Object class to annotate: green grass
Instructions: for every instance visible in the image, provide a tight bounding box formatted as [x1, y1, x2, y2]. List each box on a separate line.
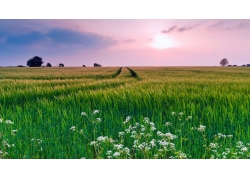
[0, 66, 250, 158]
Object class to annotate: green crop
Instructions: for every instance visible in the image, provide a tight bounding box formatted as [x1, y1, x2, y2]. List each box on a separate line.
[0, 66, 250, 158]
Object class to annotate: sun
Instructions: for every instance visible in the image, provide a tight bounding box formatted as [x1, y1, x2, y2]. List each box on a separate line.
[151, 35, 176, 50]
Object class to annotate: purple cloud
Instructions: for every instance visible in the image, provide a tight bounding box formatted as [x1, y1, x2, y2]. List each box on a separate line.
[162, 26, 177, 33]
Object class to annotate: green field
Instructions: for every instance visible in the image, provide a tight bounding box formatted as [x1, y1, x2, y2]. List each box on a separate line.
[0, 66, 250, 159]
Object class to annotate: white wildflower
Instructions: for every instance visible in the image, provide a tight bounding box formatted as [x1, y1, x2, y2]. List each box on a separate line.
[124, 116, 131, 124]
[5, 120, 14, 124]
[109, 138, 115, 143]
[222, 152, 227, 156]
[151, 126, 156, 131]
[90, 141, 98, 146]
[169, 143, 175, 149]
[93, 110, 100, 114]
[179, 152, 187, 159]
[241, 147, 248, 152]
[70, 126, 76, 131]
[114, 144, 123, 150]
[97, 136, 108, 142]
[165, 122, 172, 126]
[81, 112, 87, 116]
[125, 128, 130, 133]
[149, 122, 154, 126]
[178, 112, 184, 116]
[197, 125, 206, 132]
[171, 112, 176, 115]
[138, 143, 145, 149]
[131, 131, 136, 135]
[134, 140, 139, 144]
[0, 118, 2, 123]
[154, 154, 158, 157]
[209, 143, 218, 148]
[236, 141, 244, 147]
[96, 118, 101, 122]
[118, 132, 124, 137]
[113, 152, 120, 157]
[123, 147, 130, 155]
[106, 150, 112, 155]
[143, 117, 149, 123]
[150, 139, 156, 147]
[3, 140, 11, 148]
[12, 130, 18, 133]
[157, 131, 163, 136]
[165, 132, 177, 140]
[158, 140, 168, 146]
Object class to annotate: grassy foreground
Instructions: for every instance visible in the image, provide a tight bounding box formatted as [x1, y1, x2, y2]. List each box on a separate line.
[0, 66, 250, 159]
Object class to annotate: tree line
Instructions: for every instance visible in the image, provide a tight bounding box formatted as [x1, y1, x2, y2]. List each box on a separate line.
[26, 56, 102, 67]
[21, 56, 249, 67]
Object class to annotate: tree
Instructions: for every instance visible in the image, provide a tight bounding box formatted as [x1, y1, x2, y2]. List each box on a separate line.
[27, 56, 44, 67]
[46, 63, 52, 67]
[220, 58, 229, 66]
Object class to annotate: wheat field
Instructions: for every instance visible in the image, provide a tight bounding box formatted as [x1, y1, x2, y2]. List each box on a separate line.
[0, 66, 250, 159]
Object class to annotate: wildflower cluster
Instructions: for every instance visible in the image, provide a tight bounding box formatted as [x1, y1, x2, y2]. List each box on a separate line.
[0, 118, 17, 159]
[70, 110, 250, 159]
[75, 114, 191, 159]
[209, 134, 250, 159]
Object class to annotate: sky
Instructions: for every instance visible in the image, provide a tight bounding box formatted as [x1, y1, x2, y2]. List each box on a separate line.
[0, 19, 250, 67]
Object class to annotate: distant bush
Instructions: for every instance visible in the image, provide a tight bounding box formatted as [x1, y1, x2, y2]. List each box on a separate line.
[94, 63, 101, 67]
[17, 65, 25, 67]
[46, 63, 52, 67]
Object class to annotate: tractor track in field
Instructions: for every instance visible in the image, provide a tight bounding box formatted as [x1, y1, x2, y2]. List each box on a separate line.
[111, 67, 122, 78]
[126, 67, 141, 80]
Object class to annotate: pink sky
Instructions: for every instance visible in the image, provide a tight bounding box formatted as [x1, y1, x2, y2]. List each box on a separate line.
[0, 19, 250, 66]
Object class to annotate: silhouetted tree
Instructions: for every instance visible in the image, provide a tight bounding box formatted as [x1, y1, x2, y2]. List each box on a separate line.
[220, 58, 229, 66]
[94, 63, 101, 67]
[83, 65, 86, 67]
[59, 63, 64, 67]
[27, 56, 44, 67]
[27, 56, 43, 67]
[46, 63, 52, 67]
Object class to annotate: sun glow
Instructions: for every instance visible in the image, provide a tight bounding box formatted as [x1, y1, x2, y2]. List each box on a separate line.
[151, 35, 177, 50]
